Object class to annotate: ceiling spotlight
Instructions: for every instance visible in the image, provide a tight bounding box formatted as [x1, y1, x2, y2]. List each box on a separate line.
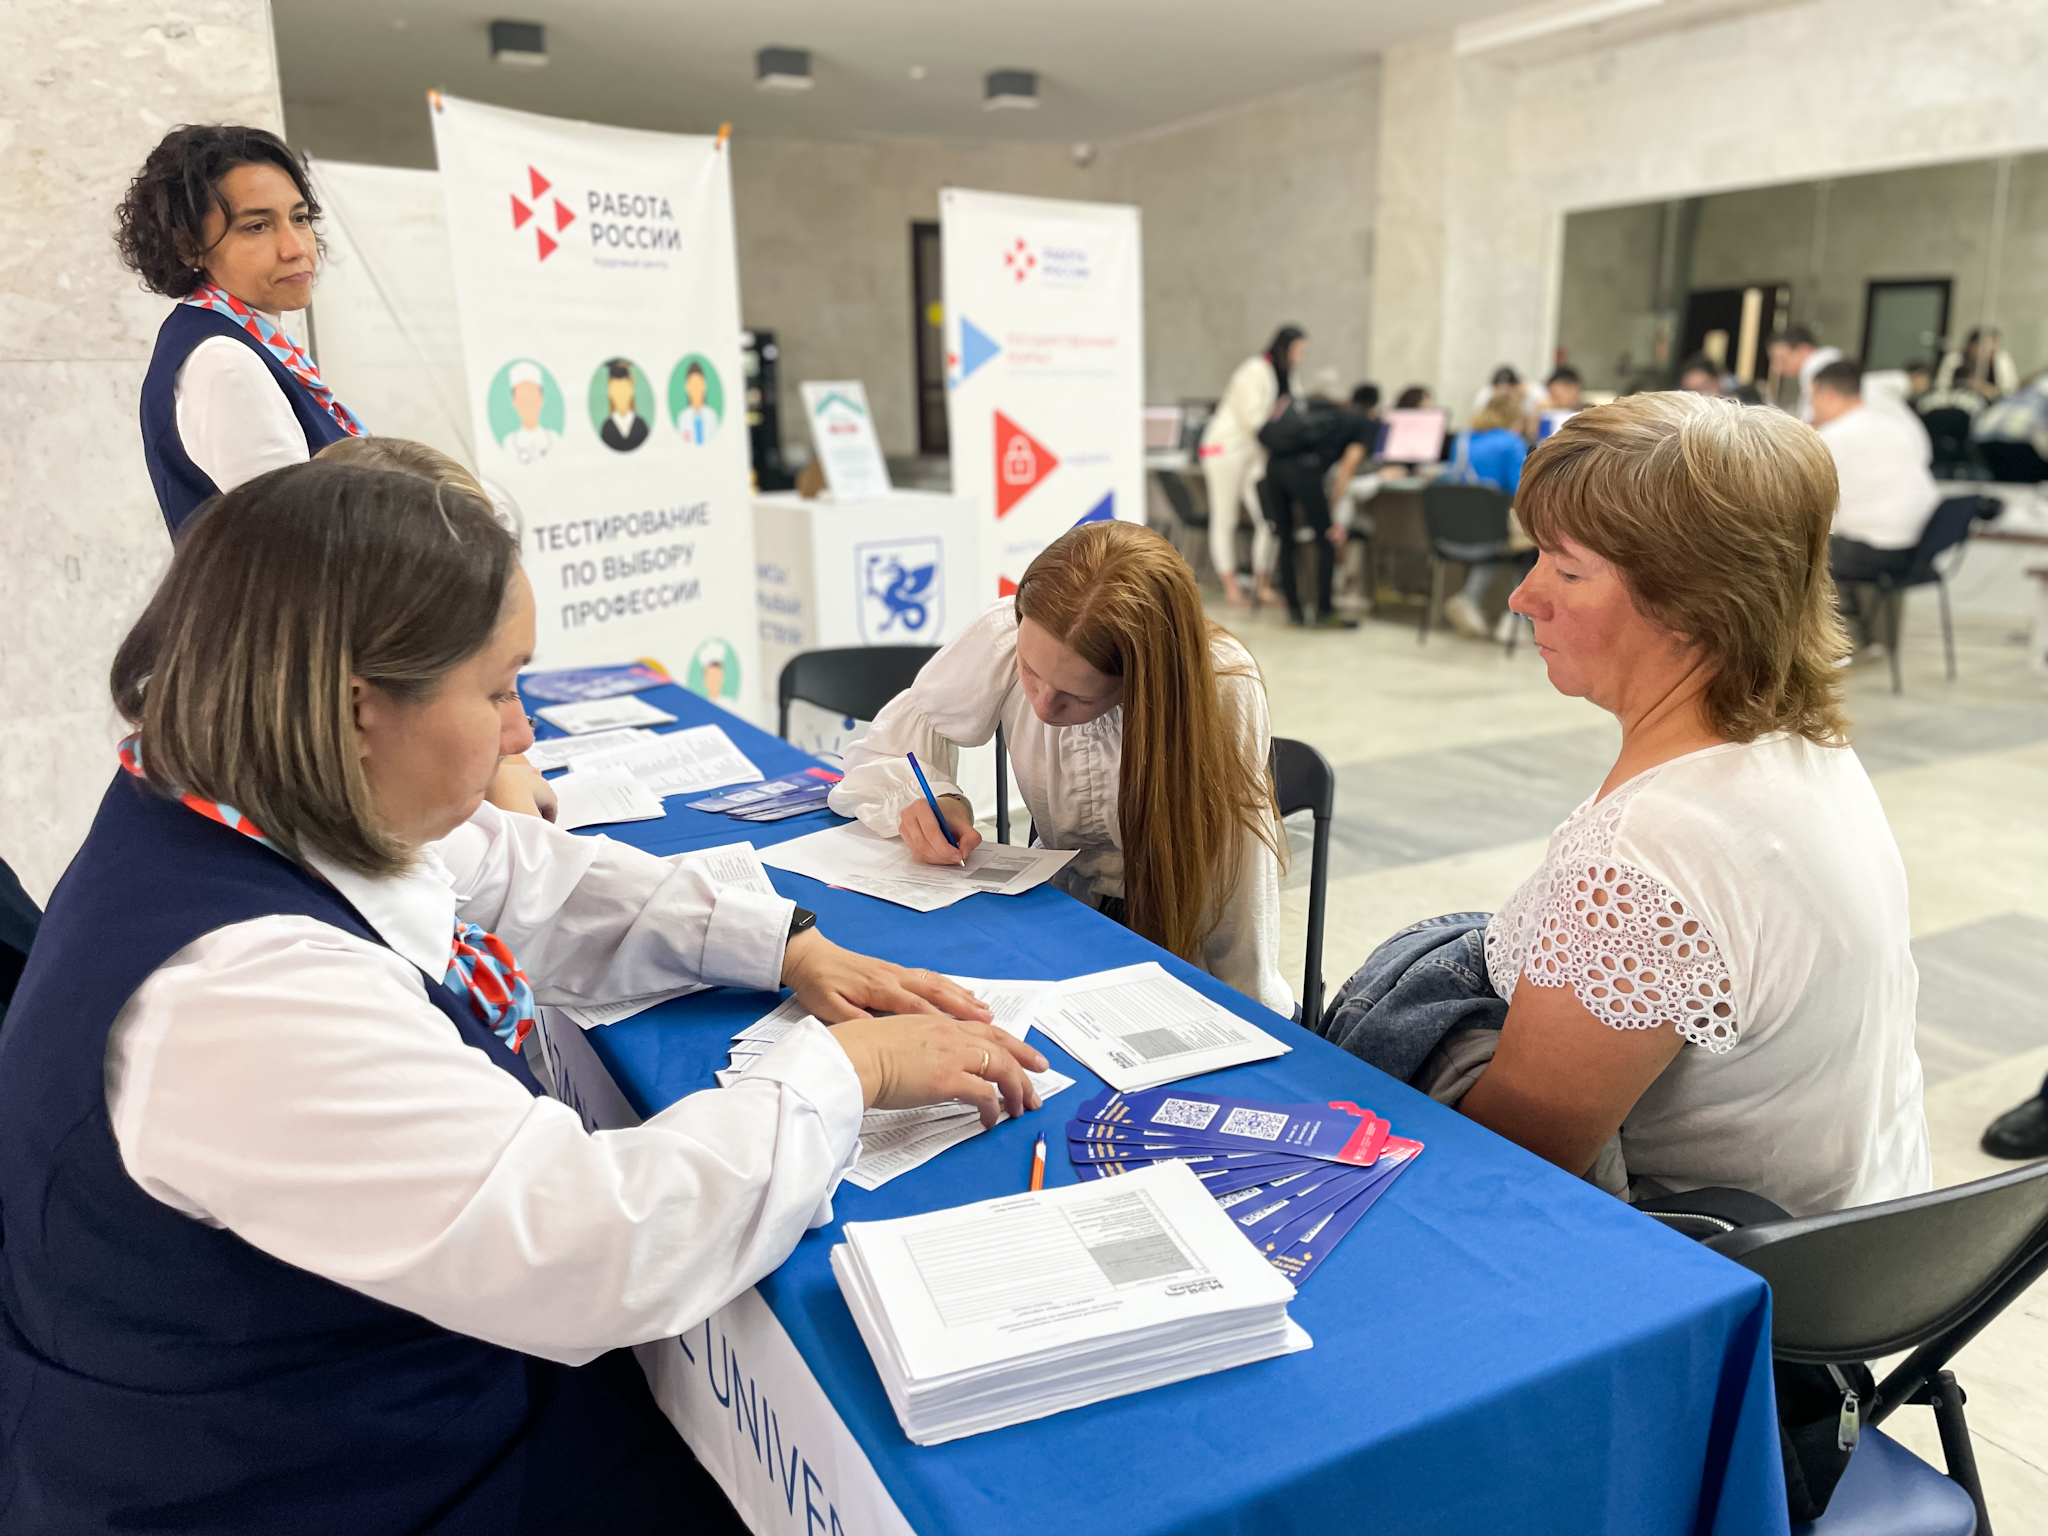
[908, 63, 928, 81]
[489, 20, 547, 67]
[756, 46, 813, 92]
[984, 69, 1039, 111]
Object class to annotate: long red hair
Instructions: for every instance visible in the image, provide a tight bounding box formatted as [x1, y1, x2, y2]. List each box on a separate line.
[1014, 523, 1279, 961]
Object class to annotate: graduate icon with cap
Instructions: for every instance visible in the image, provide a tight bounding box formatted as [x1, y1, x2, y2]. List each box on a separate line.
[598, 359, 651, 452]
[501, 359, 562, 466]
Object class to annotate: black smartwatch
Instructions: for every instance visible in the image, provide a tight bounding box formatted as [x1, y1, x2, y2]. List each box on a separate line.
[787, 906, 818, 942]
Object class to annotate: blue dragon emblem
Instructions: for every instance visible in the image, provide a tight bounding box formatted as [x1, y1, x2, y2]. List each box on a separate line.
[865, 555, 937, 634]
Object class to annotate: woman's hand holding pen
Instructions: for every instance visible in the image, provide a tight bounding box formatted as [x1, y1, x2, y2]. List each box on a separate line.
[898, 796, 982, 865]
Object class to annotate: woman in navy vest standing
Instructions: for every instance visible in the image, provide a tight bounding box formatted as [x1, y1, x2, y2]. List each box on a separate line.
[118, 125, 367, 537]
[0, 461, 1044, 1533]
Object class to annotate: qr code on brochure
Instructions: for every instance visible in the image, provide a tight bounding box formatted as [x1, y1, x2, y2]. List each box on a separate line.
[1219, 1107, 1290, 1141]
[1148, 1098, 1220, 1130]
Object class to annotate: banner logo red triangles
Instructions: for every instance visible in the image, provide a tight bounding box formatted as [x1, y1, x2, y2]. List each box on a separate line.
[509, 166, 576, 261]
[529, 166, 551, 199]
[994, 411, 1057, 518]
[511, 195, 533, 229]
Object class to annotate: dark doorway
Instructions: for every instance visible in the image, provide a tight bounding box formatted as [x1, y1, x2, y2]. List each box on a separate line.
[910, 221, 948, 456]
[1681, 283, 1791, 384]
[1862, 278, 1952, 371]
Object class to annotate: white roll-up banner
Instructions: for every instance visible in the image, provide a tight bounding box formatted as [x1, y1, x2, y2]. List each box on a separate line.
[431, 94, 762, 714]
[940, 189, 1144, 598]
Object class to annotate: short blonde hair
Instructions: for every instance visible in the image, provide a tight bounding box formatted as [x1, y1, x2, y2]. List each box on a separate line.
[111, 461, 519, 875]
[1517, 392, 1849, 746]
[316, 435, 485, 497]
[1471, 395, 1524, 434]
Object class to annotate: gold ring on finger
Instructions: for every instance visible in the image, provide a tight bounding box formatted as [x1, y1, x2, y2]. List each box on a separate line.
[979, 1049, 989, 1075]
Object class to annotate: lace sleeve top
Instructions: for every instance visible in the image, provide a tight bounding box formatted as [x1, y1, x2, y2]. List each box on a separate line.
[1484, 734, 1931, 1217]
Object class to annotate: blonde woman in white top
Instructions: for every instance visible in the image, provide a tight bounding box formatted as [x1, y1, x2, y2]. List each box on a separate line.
[1198, 326, 1305, 607]
[830, 522, 1291, 1014]
[1319, 392, 1930, 1218]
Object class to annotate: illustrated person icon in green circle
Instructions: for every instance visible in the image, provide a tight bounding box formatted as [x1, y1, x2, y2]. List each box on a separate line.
[502, 360, 560, 466]
[668, 354, 724, 445]
[599, 359, 650, 452]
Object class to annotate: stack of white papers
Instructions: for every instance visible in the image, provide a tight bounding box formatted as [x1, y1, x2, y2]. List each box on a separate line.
[719, 978, 1073, 1189]
[523, 727, 656, 773]
[833, 1160, 1310, 1444]
[554, 844, 777, 1028]
[534, 695, 678, 734]
[1031, 961, 1292, 1092]
[551, 767, 664, 831]
[761, 823, 1077, 912]
[566, 724, 763, 800]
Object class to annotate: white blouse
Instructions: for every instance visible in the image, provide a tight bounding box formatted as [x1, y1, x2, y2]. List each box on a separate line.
[174, 327, 313, 493]
[830, 598, 1292, 1015]
[1485, 733, 1931, 1218]
[104, 800, 864, 1366]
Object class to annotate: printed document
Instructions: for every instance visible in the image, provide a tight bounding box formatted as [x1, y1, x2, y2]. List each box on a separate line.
[533, 695, 677, 734]
[551, 767, 664, 831]
[572, 724, 763, 799]
[523, 727, 655, 773]
[833, 1161, 1308, 1443]
[760, 822, 1076, 912]
[1032, 962, 1291, 1092]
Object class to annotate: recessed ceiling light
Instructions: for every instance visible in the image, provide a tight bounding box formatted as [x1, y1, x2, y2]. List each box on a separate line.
[908, 63, 928, 80]
[756, 46, 813, 92]
[489, 20, 547, 67]
[984, 69, 1038, 111]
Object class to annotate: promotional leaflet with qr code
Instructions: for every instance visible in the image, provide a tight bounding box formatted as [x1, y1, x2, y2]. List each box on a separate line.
[1074, 1088, 1389, 1166]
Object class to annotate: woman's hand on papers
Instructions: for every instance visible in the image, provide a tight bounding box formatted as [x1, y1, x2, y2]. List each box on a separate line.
[781, 930, 994, 1026]
[899, 795, 983, 865]
[828, 1016, 1047, 1128]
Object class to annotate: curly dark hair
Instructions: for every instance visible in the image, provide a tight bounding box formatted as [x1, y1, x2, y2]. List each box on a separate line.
[115, 125, 321, 299]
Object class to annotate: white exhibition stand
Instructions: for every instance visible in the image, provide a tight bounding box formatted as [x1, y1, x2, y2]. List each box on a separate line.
[753, 490, 1008, 819]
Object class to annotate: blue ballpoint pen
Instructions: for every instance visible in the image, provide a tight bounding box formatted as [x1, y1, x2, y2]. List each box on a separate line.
[905, 751, 965, 864]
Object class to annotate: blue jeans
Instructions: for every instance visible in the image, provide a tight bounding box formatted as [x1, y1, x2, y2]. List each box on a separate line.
[1313, 912, 1504, 1085]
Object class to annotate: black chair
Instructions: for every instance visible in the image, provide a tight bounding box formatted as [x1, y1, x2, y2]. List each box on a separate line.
[776, 645, 1015, 844]
[1859, 496, 1997, 695]
[1976, 439, 2048, 485]
[1269, 738, 1334, 1027]
[1418, 483, 1518, 651]
[1700, 1159, 2048, 1535]
[1152, 468, 1212, 578]
[1921, 408, 1981, 481]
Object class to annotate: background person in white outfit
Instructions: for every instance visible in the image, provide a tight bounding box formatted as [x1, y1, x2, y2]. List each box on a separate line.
[1199, 326, 1305, 608]
[1318, 394, 1929, 1219]
[830, 522, 1292, 1015]
[1810, 358, 1941, 647]
[1766, 324, 1845, 422]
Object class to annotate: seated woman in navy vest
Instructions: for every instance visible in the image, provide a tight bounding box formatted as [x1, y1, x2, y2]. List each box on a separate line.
[119, 125, 368, 537]
[0, 461, 1045, 1534]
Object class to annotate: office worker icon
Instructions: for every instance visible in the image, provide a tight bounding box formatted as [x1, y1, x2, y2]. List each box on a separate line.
[677, 361, 718, 445]
[599, 359, 650, 452]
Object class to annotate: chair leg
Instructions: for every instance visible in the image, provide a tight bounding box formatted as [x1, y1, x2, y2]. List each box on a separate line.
[1939, 577, 1957, 682]
[1929, 1371, 1994, 1536]
[1420, 558, 1440, 645]
[1302, 816, 1331, 1029]
[1885, 586, 1904, 696]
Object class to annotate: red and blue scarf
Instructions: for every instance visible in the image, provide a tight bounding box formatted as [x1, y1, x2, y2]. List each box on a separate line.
[119, 738, 535, 1052]
[181, 281, 367, 441]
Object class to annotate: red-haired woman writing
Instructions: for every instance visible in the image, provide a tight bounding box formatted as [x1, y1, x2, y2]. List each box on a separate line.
[830, 522, 1290, 1013]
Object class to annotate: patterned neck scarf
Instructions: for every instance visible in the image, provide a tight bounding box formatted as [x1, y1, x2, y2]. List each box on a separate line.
[181, 281, 368, 441]
[119, 738, 535, 1052]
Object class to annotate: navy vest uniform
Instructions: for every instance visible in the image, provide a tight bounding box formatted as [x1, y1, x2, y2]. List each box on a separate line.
[139, 305, 355, 539]
[0, 775, 713, 1533]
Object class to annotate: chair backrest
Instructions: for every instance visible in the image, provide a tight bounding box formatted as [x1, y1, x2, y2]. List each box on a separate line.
[777, 646, 940, 740]
[1270, 737, 1334, 821]
[1154, 468, 1207, 529]
[1900, 495, 1993, 586]
[1269, 738, 1335, 1025]
[1421, 483, 1513, 547]
[1977, 438, 2048, 484]
[1920, 407, 1976, 464]
[1707, 1159, 2048, 1365]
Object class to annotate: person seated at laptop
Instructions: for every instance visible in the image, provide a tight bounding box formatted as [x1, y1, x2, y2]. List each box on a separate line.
[1441, 394, 1533, 642]
[1809, 359, 1940, 649]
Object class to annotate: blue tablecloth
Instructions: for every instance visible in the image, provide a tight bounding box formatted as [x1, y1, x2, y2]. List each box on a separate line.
[533, 681, 1788, 1536]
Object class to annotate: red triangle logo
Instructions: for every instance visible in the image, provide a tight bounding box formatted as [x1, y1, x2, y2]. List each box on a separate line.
[536, 228, 558, 261]
[511, 194, 533, 229]
[529, 166, 551, 198]
[994, 411, 1058, 518]
[553, 197, 576, 231]
[998, 576, 1019, 598]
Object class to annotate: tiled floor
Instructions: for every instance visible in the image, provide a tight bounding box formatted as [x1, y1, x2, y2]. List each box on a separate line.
[1225, 589, 2048, 1528]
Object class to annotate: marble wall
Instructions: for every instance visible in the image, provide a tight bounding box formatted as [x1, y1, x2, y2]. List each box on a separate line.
[0, 0, 285, 900]
[1372, 0, 2048, 415]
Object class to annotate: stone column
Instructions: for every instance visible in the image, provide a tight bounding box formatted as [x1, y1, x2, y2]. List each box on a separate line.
[0, 1, 282, 899]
